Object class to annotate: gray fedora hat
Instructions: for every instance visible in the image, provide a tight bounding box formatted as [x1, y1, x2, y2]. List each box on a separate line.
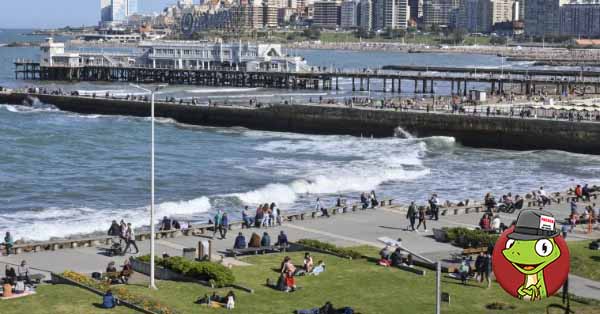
[507, 209, 560, 240]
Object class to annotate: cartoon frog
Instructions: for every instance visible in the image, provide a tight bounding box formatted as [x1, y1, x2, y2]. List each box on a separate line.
[502, 237, 560, 301]
[501, 209, 562, 301]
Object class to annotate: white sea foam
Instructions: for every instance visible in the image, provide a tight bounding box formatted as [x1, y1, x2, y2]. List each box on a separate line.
[0, 104, 59, 114]
[228, 131, 432, 205]
[0, 196, 211, 241]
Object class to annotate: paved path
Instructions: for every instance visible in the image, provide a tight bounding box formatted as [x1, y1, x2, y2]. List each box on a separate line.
[1, 205, 598, 300]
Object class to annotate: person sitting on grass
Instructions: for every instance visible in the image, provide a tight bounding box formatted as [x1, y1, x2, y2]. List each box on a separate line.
[234, 232, 247, 249]
[390, 248, 403, 267]
[310, 260, 325, 276]
[101, 289, 117, 309]
[226, 290, 235, 310]
[120, 259, 132, 284]
[303, 252, 314, 272]
[276, 231, 289, 247]
[459, 260, 470, 285]
[261, 232, 271, 247]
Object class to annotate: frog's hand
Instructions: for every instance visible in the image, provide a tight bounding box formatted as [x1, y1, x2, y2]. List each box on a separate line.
[536, 281, 548, 299]
[518, 285, 533, 299]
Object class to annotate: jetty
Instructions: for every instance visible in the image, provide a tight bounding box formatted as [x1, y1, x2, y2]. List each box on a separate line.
[2, 92, 600, 154]
[13, 39, 600, 96]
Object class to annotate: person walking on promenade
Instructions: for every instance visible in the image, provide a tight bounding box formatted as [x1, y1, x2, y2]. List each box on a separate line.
[213, 209, 223, 238]
[124, 223, 139, 255]
[407, 202, 417, 231]
[4, 232, 13, 256]
[416, 206, 427, 232]
[119, 220, 127, 245]
[220, 213, 229, 239]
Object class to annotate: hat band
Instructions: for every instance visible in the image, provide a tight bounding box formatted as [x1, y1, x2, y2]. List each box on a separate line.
[514, 226, 556, 238]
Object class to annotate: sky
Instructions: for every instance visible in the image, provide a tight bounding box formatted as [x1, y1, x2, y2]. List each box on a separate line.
[0, 0, 176, 29]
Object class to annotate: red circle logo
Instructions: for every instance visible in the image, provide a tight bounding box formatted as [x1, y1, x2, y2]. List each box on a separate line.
[492, 225, 570, 301]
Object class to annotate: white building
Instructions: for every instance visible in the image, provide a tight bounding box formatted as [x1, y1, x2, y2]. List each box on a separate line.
[383, 0, 410, 29]
[340, 0, 360, 29]
[359, 0, 373, 30]
[39, 38, 310, 72]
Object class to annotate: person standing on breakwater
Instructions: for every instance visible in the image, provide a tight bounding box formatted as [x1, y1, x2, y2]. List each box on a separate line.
[242, 206, 254, 228]
[124, 223, 139, 254]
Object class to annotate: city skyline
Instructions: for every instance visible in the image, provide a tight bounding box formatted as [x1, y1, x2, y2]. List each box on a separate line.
[0, 0, 175, 29]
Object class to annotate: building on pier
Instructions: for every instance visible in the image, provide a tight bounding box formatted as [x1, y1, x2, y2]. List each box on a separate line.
[39, 38, 309, 72]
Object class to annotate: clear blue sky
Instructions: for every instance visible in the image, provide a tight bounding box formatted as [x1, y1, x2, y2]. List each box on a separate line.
[0, 0, 176, 29]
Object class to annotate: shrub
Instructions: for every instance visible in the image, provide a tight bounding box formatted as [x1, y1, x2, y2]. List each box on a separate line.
[136, 255, 235, 287]
[61, 271, 177, 314]
[297, 239, 363, 259]
[444, 227, 499, 248]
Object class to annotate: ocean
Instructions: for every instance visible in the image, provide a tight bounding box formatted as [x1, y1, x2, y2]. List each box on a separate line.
[1, 29, 599, 241]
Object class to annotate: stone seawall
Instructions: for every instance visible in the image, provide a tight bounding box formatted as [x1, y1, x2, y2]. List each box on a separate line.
[2, 92, 599, 154]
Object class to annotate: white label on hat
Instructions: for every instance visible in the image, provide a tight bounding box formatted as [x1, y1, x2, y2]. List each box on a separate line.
[539, 215, 555, 231]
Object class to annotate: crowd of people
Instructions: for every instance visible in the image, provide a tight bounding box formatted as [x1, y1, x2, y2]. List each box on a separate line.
[233, 230, 289, 250]
[241, 203, 283, 229]
[107, 220, 139, 255]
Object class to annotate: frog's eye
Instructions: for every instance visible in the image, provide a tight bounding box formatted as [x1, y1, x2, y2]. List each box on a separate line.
[535, 239, 553, 257]
[505, 239, 515, 249]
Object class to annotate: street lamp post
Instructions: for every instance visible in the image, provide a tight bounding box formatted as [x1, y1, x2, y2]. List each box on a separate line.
[129, 83, 167, 290]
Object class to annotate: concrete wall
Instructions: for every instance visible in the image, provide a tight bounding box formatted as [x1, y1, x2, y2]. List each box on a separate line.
[2, 93, 599, 154]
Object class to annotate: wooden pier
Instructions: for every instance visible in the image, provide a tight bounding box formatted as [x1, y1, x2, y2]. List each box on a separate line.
[14, 59, 600, 96]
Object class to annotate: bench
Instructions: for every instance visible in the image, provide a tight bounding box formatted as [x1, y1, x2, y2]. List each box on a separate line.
[226, 245, 287, 257]
[450, 247, 488, 260]
[7, 236, 118, 255]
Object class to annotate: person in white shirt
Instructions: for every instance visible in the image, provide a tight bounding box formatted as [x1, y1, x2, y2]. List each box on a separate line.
[124, 223, 139, 254]
[491, 215, 501, 233]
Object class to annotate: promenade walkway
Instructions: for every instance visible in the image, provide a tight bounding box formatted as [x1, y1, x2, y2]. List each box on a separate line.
[1, 202, 599, 300]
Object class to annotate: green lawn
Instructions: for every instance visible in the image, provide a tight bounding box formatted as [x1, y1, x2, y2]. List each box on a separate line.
[0, 284, 136, 314]
[4, 244, 598, 314]
[124, 249, 599, 314]
[569, 240, 600, 281]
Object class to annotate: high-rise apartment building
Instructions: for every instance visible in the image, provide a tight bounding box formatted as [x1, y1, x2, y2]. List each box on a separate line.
[422, 0, 460, 27]
[490, 0, 514, 24]
[313, 0, 342, 28]
[524, 0, 568, 36]
[383, 0, 410, 29]
[340, 0, 360, 29]
[560, 2, 600, 38]
[456, 0, 491, 32]
[408, 0, 422, 21]
[101, 0, 113, 22]
[358, 0, 373, 30]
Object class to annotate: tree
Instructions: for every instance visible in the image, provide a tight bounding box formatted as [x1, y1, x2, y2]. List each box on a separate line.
[354, 28, 375, 39]
[303, 26, 321, 40]
[383, 27, 406, 40]
[490, 36, 507, 45]
[451, 28, 466, 44]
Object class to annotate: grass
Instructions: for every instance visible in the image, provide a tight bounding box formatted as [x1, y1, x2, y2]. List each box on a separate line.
[4, 243, 598, 314]
[123, 248, 600, 314]
[569, 240, 600, 281]
[0, 284, 136, 314]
